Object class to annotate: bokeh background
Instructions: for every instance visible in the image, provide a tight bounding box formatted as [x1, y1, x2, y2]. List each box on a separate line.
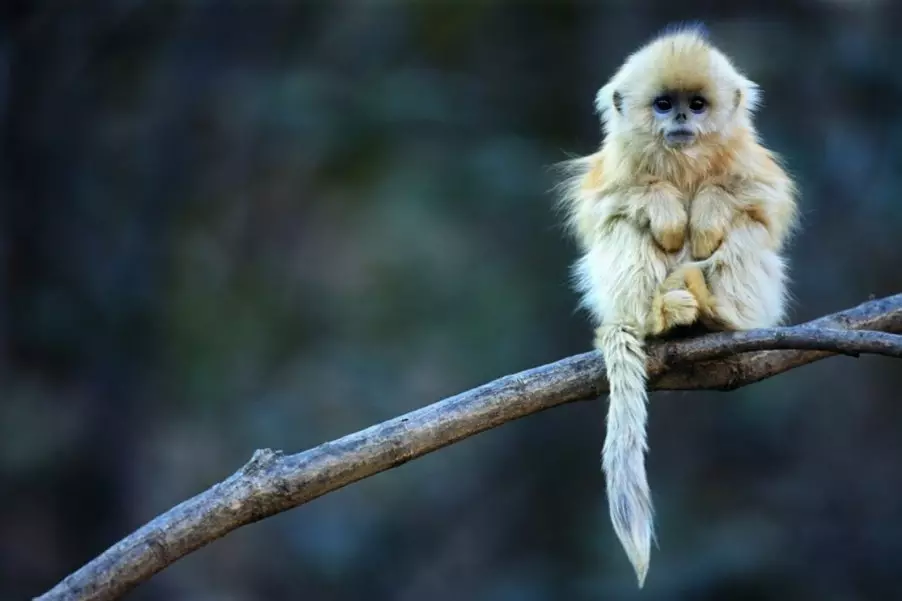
[5, 1, 902, 600]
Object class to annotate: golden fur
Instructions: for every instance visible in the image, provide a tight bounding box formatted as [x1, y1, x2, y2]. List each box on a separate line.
[557, 25, 798, 587]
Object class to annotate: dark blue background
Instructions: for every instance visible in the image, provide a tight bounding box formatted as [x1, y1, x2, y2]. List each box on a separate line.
[5, 2, 902, 600]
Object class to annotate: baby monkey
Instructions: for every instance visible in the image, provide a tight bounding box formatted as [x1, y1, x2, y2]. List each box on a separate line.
[558, 24, 798, 586]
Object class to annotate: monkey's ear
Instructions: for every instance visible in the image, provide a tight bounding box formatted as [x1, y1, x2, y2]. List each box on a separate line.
[734, 80, 761, 113]
[595, 82, 623, 124]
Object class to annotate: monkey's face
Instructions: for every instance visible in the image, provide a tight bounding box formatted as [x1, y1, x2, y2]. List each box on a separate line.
[650, 90, 710, 149]
[600, 35, 759, 150]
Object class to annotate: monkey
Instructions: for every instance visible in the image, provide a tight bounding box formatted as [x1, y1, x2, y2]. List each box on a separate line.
[556, 24, 798, 587]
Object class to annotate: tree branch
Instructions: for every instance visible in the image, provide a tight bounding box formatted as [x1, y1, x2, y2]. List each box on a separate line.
[35, 293, 902, 601]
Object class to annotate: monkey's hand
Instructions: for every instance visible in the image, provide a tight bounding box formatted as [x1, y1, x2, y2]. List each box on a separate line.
[644, 182, 688, 253]
[689, 184, 736, 260]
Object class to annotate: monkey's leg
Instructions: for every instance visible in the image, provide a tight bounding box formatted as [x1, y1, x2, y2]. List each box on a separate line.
[696, 219, 789, 330]
[574, 220, 671, 344]
[585, 183, 690, 338]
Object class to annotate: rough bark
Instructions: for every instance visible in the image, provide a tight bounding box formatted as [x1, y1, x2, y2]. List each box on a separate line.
[35, 293, 902, 601]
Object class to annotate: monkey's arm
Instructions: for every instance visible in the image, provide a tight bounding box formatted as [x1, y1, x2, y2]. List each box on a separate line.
[596, 179, 689, 254]
[567, 155, 689, 254]
[689, 156, 797, 259]
[685, 165, 798, 331]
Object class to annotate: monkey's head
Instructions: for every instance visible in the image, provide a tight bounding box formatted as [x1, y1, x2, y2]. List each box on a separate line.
[596, 24, 760, 151]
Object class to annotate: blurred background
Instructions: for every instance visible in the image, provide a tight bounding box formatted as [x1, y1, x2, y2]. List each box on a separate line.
[4, 1, 902, 600]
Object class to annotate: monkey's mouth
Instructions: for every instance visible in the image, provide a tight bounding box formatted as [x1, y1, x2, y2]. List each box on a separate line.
[664, 128, 696, 146]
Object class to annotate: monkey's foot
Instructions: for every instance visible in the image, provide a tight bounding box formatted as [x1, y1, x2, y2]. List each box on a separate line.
[697, 294, 745, 332]
[648, 289, 698, 336]
[675, 265, 714, 313]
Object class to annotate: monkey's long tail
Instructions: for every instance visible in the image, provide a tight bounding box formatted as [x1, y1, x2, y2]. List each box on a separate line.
[596, 322, 655, 588]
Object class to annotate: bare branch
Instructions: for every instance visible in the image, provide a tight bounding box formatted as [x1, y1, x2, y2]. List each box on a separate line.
[653, 323, 902, 362]
[35, 293, 902, 601]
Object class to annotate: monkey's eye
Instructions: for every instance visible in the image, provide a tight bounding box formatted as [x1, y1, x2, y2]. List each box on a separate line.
[688, 96, 707, 112]
[652, 96, 672, 113]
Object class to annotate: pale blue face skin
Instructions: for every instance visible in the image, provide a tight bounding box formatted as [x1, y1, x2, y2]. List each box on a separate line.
[651, 90, 710, 148]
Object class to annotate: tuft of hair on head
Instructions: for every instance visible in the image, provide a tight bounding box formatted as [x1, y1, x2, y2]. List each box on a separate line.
[654, 20, 709, 42]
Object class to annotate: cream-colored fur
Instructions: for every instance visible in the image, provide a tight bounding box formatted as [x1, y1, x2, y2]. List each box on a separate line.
[557, 25, 798, 587]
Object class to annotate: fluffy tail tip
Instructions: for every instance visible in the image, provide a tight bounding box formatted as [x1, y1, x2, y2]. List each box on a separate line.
[621, 528, 650, 588]
[634, 559, 649, 589]
[609, 487, 654, 588]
